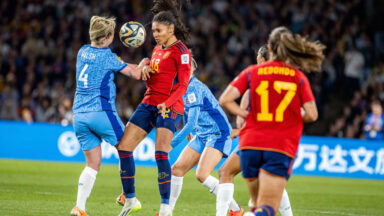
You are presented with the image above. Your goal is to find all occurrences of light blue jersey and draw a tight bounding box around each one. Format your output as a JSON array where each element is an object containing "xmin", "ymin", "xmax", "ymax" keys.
[
  {"xmin": 171, "ymin": 77, "xmax": 232, "ymax": 157},
  {"xmin": 73, "ymin": 45, "xmax": 127, "ymax": 113}
]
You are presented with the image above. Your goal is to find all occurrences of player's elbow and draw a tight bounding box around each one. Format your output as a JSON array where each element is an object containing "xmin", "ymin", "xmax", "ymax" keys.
[
  {"xmin": 219, "ymin": 96, "xmax": 226, "ymax": 107},
  {"xmin": 304, "ymin": 110, "xmax": 318, "ymax": 122}
]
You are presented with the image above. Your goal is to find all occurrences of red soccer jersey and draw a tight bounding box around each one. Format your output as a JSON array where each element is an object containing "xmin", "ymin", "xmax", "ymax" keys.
[
  {"xmin": 142, "ymin": 40, "xmax": 191, "ymax": 114},
  {"xmin": 230, "ymin": 61, "xmax": 315, "ymax": 158}
]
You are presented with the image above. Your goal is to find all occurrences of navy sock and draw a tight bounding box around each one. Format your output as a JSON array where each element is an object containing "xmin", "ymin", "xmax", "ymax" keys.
[
  {"xmin": 254, "ymin": 205, "xmax": 275, "ymax": 216},
  {"xmin": 118, "ymin": 150, "xmax": 135, "ymax": 198},
  {"xmin": 155, "ymin": 151, "xmax": 171, "ymax": 204}
]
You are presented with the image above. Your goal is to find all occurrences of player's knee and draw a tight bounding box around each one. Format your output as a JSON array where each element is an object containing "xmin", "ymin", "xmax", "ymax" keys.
[
  {"xmin": 171, "ymin": 164, "xmax": 184, "ymax": 177},
  {"xmin": 195, "ymin": 171, "xmax": 209, "ymax": 183},
  {"xmin": 86, "ymin": 161, "xmax": 101, "ymax": 171},
  {"xmin": 218, "ymin": 166, "xmax": 234, "ymax": 182}
]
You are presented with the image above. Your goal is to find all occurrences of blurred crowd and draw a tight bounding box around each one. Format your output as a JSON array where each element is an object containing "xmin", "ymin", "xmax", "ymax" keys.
[{"xmin": 1, "ymin": 0, "xmax": 384, "ymax": 139}]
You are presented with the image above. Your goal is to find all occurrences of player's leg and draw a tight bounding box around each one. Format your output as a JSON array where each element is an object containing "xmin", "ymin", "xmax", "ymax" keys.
[
  {"xmin": 252, "ymin": 151, "xmax": 293, "ymax": 216},
  {"xmin": 169, "ymin": 142, "xmax": 201, "ymax": 211},
  {"xmin": 155, "ymin": 109, "xmax": 182, "ymax": 216},
  {"xmin": 116, "ymin": 104, "xmax": 153, "ymax": 216},
  {"xmin": 217, "ymin": 149, "xmax": 242, "ymax": 216},
  {"xmin": 71, "ymin": 113, "xmax": 103, "ymax": 216}
]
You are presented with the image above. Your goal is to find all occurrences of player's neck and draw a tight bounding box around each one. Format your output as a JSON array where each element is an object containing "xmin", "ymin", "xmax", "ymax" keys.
[
  {"xmin": 91, "ymin": 42, "xmax": 107, "ymax": 49},
  {"xmin": 163, "ymin": 36, "xmax": 178, "ymax": 48}
]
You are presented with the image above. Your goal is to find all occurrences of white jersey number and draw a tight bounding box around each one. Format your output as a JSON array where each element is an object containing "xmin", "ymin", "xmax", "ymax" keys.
[{"xmin": 79, "ymin": 64, "xmax": 89, "ymax": 88}]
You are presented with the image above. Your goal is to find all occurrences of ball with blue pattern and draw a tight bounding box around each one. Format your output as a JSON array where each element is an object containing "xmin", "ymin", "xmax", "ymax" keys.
[{"xmin": 119, "ymin": 21, "xmax": 146, "ymax": 48}]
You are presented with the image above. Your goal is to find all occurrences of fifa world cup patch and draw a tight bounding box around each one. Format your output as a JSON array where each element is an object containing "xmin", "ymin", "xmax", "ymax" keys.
[
  {"xmin": 187, "ymin": 93, "xmax": 197, "ymax": 103},
  {"xmin": 181, "ymin": 54, "xmax": 189, "ymax": 64}
]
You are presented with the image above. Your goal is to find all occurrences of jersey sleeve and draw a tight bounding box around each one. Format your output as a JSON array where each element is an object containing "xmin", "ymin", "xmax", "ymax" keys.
[
  {"xmin": 107, "ymin": 51, "xmax": 127, "ymax": 72},
  {"xmin": 230, "ymin": 68, "xmax": 250, "ymax": 95},
  {"xmin": 163, "ymin": 50, "xmax": 191, "ymax": 108},
  {"xmin": 185, "ymin": 85, "xmax": 203, "ymax": 108},
  {"xmin": 298, "ymin": 72, "xmax": 315, "ymax": 105}
]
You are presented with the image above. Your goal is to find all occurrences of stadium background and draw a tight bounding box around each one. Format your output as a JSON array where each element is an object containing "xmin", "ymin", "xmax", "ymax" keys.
[{"xmin": 1, "ymin": 0, "xmax": 384, "ymax": 215}]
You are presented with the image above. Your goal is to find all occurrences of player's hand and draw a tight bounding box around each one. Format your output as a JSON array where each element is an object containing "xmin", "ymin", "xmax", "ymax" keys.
[
  {"xmin": 141, "ymin": 65, "xmax": 154, "ymax": 81},
  {"xmin": 230, "ymin": 128, "xmax": 240, "ymax": 139},
  {"xmin": 157, "ymin": 103, "xmax": 167, "ymax": 119},
  {"xmin": 187, "ymin": 133, "xmax": 193, "ymax": 142},
  {"xmin": 236, "ymin": 116, "xmax": 245, "ymax": 129}
]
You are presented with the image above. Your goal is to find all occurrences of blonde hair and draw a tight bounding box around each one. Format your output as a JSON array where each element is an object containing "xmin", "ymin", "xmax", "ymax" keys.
[
  {"xmin": 268, "ymin": 26, "xmax": 326, "ymax": 72},
  {"xmin": 89, "ymin": 16, "xmax": 116, "ymax": 45}
]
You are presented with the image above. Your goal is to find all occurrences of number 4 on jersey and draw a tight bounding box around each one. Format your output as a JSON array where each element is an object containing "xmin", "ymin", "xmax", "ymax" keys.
[
  {"xmin": 256, "ymin": 81, "xmax": 297, "ymax": 122},
  {"xmin": 79, "ymin": 64, "xmax": 89, "ymax": 88}
]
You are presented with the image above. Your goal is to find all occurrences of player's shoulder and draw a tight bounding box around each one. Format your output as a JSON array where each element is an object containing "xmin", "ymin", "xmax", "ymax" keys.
[{"xmin": 171, "ymin": 40, "xmax": 190, "ymax": 55}]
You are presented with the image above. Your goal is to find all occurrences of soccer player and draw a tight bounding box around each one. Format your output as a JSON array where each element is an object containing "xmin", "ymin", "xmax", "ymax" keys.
[
  {"xmin": 167, "ymin": 58, "xmax": 244, "ymax": 216},
  {"xmin": 116, "ymin": 1, "xmax": 191, "ymax": 216},
  {"xmin": 70, "ymin": 16, "xmax": 150, "ymax": 216},
  {"xmin": 217, "ymin": 45, "xmax": 293, "ymax": 216},
  {"xmin": 219, "ymin": 26, "xmax": 325, "ymax": 216}
]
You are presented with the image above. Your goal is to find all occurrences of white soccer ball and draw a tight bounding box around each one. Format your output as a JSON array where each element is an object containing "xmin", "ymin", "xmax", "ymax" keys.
[{"xmin": 119, "ymin": 21, "xmax": 146, "ymax": 48}]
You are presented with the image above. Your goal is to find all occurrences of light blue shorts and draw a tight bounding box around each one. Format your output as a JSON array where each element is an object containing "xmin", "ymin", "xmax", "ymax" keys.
[
  {"xmin": 73, "ymin": 111, "xmax": 125, "ymax": 151},
  {"xmin": 188, "ymin": 134, "xmax": 232, "ymax": 158},
  {"xmin": 233, "ymin": 145, "xmax": 240, "ymax": 156}
]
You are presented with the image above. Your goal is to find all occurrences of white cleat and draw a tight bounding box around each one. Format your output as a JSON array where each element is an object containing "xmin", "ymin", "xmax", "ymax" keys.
[
  {"xmin": 244, "ymin": 212, "xmax": 255, "ymax": 216},
  {"xmin": 118, "ymin": 197, "xmax": 142, "ymax": 216},
  {"xmin": 157, "ymin": 203, "xmax": 172, "ymax": 216}
]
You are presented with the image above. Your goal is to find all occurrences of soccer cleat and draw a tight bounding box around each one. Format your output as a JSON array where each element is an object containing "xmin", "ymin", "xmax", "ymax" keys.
[
  {"xmin": 70, "ymin": 206, "xmax": 88, "ymax": 216},
  {"xmin": 118, "ymin": 197, "xmax": 142, "ymax": 216},
  {"xmin": 243, "ymin": 212, "xmax": 255, "ymax": 216},
  {"xmin": 229, "ymin": 206, "xmax": 245, "ymax": 216},
  {"xmin": 157, "ymin": 204, "xmax": 172, "ymax": 216},
  {"xmin": 116, "ymin": 193, "xmax": 126, "ymax": 206}
]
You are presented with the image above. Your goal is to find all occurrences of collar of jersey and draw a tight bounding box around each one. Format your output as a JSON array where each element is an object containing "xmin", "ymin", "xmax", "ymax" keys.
[
  {"xmin": 87, "ymin": 44, "xmax": 109, "ymax": 50},
  {"xmin": 189, "ymin": 76, "xmax": 196, "ymax": 84},
  {"xmin": 161, "ymin": 40, "xmax": 180, "ymax": 49}
]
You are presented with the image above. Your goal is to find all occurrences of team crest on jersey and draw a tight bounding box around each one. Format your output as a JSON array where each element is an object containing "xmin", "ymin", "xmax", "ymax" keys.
[
  {"xmin": 163, "ymin": 51, "xmax": 171, "ymax": 59},
  {"xmin": 187, "ymin": 93, "xmax": 197, "ymax": 104},
  {"xmin": 181, "ymin": 54, "xmax": 189, "ymax": 64}
]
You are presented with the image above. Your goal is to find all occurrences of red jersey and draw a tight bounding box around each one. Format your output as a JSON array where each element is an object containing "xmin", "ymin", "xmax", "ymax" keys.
[
  {"xmin": 142, "ymin": 40, "xmax": 191, "ymax": 114},
  {"xmin": 231, "ymin": 61, "xmax": 315, "ymax": 158}
]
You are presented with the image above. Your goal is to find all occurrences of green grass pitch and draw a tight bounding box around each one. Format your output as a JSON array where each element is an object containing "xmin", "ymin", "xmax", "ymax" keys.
[{"xmin": 0, "ymin": 159, "xmax": 383, "ymax": 216}]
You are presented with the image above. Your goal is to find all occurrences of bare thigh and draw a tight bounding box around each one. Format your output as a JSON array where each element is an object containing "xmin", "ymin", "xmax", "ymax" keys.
[
  {"xmin": 171, "ymin": 146, "xmax": 201, "ymax": 177},
  {"xmin": 116, "ymin": 122, "xmax": 147, "ymax": 151}
]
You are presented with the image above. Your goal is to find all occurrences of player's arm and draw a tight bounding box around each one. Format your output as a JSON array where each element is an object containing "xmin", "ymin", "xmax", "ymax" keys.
[
  {"xmin": 236, "ymin": 89, "xmax": 250, "ymax": 128},
  {"xmin": 163, "ymin": 61, "xmax": 191, "ymax": 108},
  {"xmin": 171, "ymin": 106, "xmax": 200, "ymax": 148},
  {"xmin": 219, "ymin": 86, "xmax": 248, "ymax": 118},
  {"xmin": 302, "ymin": 101, "xmax": 318, "ymax": 122},
  {"xmin": 299, "ymin": 73, "xmax": 318, "ymax": 123},
  {"xmin": 120, "ymin": 58, "xmax": 151, "ymax": 80},
  {"xmin": 219, "ymin": 70, "xmax": 250, "ymax": 118}
]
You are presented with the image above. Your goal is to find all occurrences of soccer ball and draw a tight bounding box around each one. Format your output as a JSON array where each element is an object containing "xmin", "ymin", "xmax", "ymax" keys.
[{"xmin": 119, "ymin": 21, "xmax": 146, "ymax": 48}]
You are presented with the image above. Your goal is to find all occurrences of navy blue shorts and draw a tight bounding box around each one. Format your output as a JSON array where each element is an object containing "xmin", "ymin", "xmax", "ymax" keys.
[
  {"xmin": 129, "ymin": 104, "xmax": 182, "ymax": 134},
  {"xmin": 240, "ymin": 149, "xmax": 294, "ymax": 180}
]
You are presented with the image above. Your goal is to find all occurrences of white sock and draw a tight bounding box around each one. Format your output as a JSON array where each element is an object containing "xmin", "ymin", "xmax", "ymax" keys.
[
  {"xmin": 159, "ymin": 203, "xmax": 171, "ymax": 215},
  {"xmin": 76, "ymin": 167, "xmax": 98, "ymax": 211},
  {"xmin": 279, "ymin": 189, "xmax": 293, "ymax": 216},
  {"xmin": 216, "ymin": 183, "xmax": 234, "ymax": 216},
  {"xmin": 169, "ymin": 175, "xmax": 183, "ymax": 210},
  {"xmin": 202, "ymin": 176, "xmax": 240, "ymax": 212}
]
